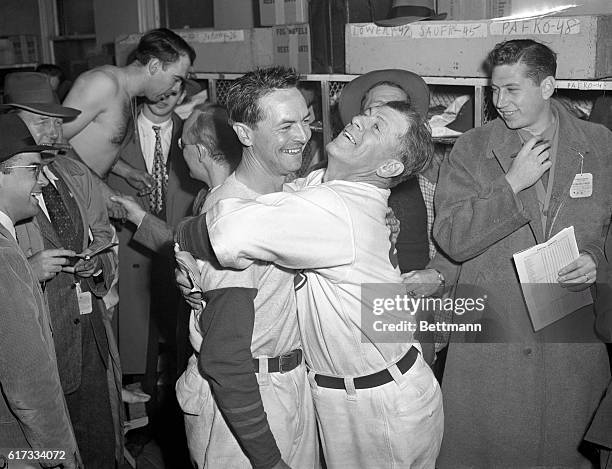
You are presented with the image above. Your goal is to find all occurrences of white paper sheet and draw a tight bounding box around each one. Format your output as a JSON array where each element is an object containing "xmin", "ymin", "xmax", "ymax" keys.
[{"xmin": 513, "ymin": 226, "xmax": 593, "ymax": 331}]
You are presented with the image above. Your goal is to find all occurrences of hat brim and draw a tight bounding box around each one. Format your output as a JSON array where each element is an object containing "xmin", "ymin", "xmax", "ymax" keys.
[
  {"xmin": 339, "ymin": 69, "xmax": 430, "ymax": 126},
  {"xmin": 375, "ymin": 13, "xmax": 447, "ymax": 27},
  {"xmin": 183, "ymin": 78, "xmax": 202, "ymax": 98},
  {"xmin": 0, "ymin": 102, "xmax": 81, "ymax": 120},
  {"xmin": 446, "ymin": 97, "xmax": 474, "ymax": 133},
  {"xmin": 1, "ymin": 145, "xmax": 57, "ymax": 164}
]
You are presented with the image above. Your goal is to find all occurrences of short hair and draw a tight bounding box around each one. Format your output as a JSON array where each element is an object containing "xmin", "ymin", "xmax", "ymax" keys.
[
  {"xmin": 35, "ymin": 64, "xmax": 65, "ymax": 81},
  {"xmin": 183, "ymin": 103, "xmax": 242, "ymax": 172},
  {"xmin": 133, "ymin": 28, "xmax": 196, "ymax": 67},
  {"xmin": 360, "ymin": 81, "xmax": 409, "ymax": 111},
  {"xmin": 225, "ymin": 66, "xmax": 300, "ymax": 127},
  {"xmin": 384, "ymin": 101, "xmax": 433, "ymax": 187},
  {"xmin": 486, "ymin": 39, "xmax": 557, "ymax": 84}
]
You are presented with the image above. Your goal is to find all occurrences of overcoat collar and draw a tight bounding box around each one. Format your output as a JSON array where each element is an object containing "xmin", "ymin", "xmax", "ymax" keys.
[{"xmin": 487, "ymin": 100, "xmax": 592, "ymax": 243}]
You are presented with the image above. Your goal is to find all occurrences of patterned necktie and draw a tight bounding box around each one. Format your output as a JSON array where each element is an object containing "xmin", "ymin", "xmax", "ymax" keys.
[
  {"xmin": 42, "ymin": 179, "xmax": 82, "ymax": 253},
  {"xmin": 150, "ymin": 125, "xmax": 168, "ymax": 214}
]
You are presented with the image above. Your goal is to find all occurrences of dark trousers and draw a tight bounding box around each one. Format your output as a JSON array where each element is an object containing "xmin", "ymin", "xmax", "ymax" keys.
[{"xmin": 65, "ymin": 317, "xmax": 115, "ymax": 469}]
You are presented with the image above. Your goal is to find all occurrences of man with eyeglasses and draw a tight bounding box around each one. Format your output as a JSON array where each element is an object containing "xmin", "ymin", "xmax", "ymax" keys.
[
  {"xmin": 106, "ymin": 77, "xmax": 202, "ymax": 411},
  {"xmin": 62, "ymin": 28, "xmax": 195, "ymax": 192},
  {"xmin": 0, "ymin": 129, "xmax": 81, "ymax": 468},
  {"xmin": 3, "ymin": 73, "xmax": 121, "ymax": 468}
]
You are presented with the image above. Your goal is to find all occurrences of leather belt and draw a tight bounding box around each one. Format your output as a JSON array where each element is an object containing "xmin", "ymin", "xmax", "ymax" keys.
[
  {"xmin": 314, "ymin": 346, "xmax": 419, "ymax": 390},
  {"xmin": 194, "ymin": 348, "xmax": 303, "ymax": 374},
  {"xmin": 254, "ymin": 349, "xmax": 303, "ymax": 373}
]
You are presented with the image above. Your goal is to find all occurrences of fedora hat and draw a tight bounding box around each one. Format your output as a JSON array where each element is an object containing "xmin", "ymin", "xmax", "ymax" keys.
[
  {"xmin": 0, "ymin": 72, "xmax": 80, "ymax": 119},
  {"xmin": 183, "ymin": 77, "xmax": 202, "ymax": 98},
  {"xmin": 0, "ymin": 114, "xmax": 55, "ymax": 164},
  {"xmin": 375, "ymin": 0, "xmax": 447, "ymax": 27},
  {"xmin": 339, "ymin": 69, "xmax": 430, "ymax": 125}
]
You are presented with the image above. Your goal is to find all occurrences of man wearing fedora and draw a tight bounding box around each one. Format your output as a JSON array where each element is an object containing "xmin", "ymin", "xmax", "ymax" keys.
[
  {"xmin": 375, "ymin": 0, "xmax": 447, "ymax": 27},
  {"xmin": 2, "ymin": 72, "xmax": 121, "ymax": 468},
  {"xmin": 0, "ymin": 130, "xmax": 80, "ymax": 468}
]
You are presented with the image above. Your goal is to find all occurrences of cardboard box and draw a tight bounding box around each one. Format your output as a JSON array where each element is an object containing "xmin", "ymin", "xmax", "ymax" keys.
[
  {"xmin": 1, "ymin": 35, "xmax": 39, "ymax": 64},
  {"xmin": 438, "ymin": 0, "xmax": 490, "ymax": 20},
  {"xmin": 0, "ymin": 39, "xmax": 15, "ymax": 65},
  {"xmin": 345, "ymin": 15, "xmax": 612, "ymax": 79},
  {"xmin": 116, "ymin": 29, "xmax": 274, "ymax": 73},
  {"xmin": 260, "ymin": 0, "xmax": 309, "ymax": 26},
  {"xmin": 273, "ymin": 24, "xmax": 311, "ymax": 73},
  {"xmin": 491, "ymin": 0, "xmax": 612, "ymax": 19},
  {"xmin": 214, "ymin": 0, "xmax": 257, "ymax": 29}
]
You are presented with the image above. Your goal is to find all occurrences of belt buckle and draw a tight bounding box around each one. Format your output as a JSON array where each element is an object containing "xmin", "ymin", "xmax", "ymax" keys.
[{"xmin": 278, "ymin": 351, "xmax": 295, "ymax": 374}]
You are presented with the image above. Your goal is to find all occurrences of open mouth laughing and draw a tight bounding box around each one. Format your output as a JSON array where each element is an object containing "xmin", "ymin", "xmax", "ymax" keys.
[{"xmin": 342, "ymin": 129, "xmax": 356, "ymax": 145}]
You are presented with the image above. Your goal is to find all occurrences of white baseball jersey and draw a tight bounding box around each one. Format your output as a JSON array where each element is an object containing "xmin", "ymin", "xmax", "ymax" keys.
[{"xmin": 206, "ymin": 169, "xmax": 418, "ymax": 375}]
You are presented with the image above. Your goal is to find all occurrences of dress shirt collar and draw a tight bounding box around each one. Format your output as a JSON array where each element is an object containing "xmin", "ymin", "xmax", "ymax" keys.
[
  {"xmin": 0, "ymin": 210, "xmax": 16, "ymax": 241},
  {"xmin": 138, "ymin": 112, "xmax": 173, "ymax": 133}
]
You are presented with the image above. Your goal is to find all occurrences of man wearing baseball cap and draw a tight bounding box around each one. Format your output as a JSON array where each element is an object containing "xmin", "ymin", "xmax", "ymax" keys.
[
  {"xmin": 3, "ymin": 72, "xmax": 121, "ymax": 468},
  {"xmin": 0, "ymin": 130, "xmax": 81, "ymax": 469}
]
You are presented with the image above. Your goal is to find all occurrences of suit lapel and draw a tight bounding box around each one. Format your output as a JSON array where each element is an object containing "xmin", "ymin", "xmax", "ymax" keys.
[
  {"xmin": 35, "ymin": 209, "xmax": 62, "ymax": 248},
  {"xmin": 164, "ymin": 114, "xmax": 182, "ymax": 220},
  {"xmin": 489, "ymin": 124, "xmax": 545, "ymax": 244},
  {"xmin": 124, "ymin": 112, "xmax": 152, "ymax": 210},
  {"xmin": 0, "ymin": 224, "xmax": 20, "ymax": 251},
  {"xmin": 545, "ymin": 102, "xmax": 589, "ymax": 238}
]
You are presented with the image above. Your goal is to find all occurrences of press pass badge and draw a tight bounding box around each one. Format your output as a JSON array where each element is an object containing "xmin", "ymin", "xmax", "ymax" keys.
[
  {"xmin": 75, "ymin": 283, "xmax": 93, "ymax": 315},
  {"xmin": 570, "ymin": 173, "xmax": 593, "ymax": 198},
  {"xmin": 570, "ymin": 151, "xmax": 592, "ymax": 198}
]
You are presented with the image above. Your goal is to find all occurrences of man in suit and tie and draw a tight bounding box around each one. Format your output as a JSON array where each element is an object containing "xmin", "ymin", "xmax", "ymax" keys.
[
  {"xmin": 107, "ymin": 78, "xmax": 202, "ymax": 408},
  {"xmin": 0, "ymin": 120, "xmax": 80, "ymax": 469},
  {"xmin": 2, "ymin": 72, "xmax": 120, "ymax": 469}
]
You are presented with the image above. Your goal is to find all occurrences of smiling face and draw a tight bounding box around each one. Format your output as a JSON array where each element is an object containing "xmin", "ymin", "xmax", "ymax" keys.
[
  {"xmin": 0, "ymin": 152, "xmax": 47, "ymax": 222},
  {"xmin": 491, "ymin": 62, "xmax": 554, "ymax": 135},
  {"xmin": 144, "ymin": 81, "xmax": 185, "ymax": 121},
  {"xmin": 244, "ymin": 88, "xmax": 311, "ymax": 177},
  {"xmin": 18, "ymin": 110, "xmax": 63, "ymax": 145},
  {"xmin": 327, "ymin": 105, "xmax": 409, "ymax": 181},
  {"xmin": 144, "ymin": 54, "xmax": 191, "ymax": 102}
]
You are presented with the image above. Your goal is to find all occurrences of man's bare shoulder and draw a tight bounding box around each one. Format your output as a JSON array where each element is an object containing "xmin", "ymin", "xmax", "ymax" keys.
[{"xmin": 65, "ymin": 66, "xmax": 124, "ymax": 103}]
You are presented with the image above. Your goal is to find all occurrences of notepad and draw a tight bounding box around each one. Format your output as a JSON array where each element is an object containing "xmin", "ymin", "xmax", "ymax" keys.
[
  {"xmin": 513, "ymin": 226, "xmax": 593, "ymax": 331},
  {"xmin": 75, "ymin": 241, "xmax": 119, "ymax": 260}
]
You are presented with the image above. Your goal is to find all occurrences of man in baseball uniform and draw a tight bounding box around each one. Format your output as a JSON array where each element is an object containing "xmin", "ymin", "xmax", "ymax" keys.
[
  {"xmin": 177, "ymin": 101, "xmax": 444, "ymax": 468},
  {"xmin": 175, "ymin": 66, "xmax": 318, "ymax": 469}
]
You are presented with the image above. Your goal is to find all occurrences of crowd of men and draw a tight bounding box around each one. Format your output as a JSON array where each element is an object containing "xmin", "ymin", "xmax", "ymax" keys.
[{"xmin": 0, "ymin": 26, "xmax": 610, "ymax": 469}]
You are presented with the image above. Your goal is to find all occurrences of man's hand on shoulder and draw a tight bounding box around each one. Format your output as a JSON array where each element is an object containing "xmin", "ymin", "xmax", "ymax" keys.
[
  {"xmin": 385, "ymin": 208, "xmax": 400, "ymax": 245},
  {"xmin": 505, "ymin": 137, "xmax": 552, "ymax": 194}
]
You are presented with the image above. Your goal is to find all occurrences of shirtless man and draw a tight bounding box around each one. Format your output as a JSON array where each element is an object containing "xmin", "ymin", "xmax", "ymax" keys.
[{"xmin": 62, "ymin": 28, "xmax": 195, "ymax": 190}]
